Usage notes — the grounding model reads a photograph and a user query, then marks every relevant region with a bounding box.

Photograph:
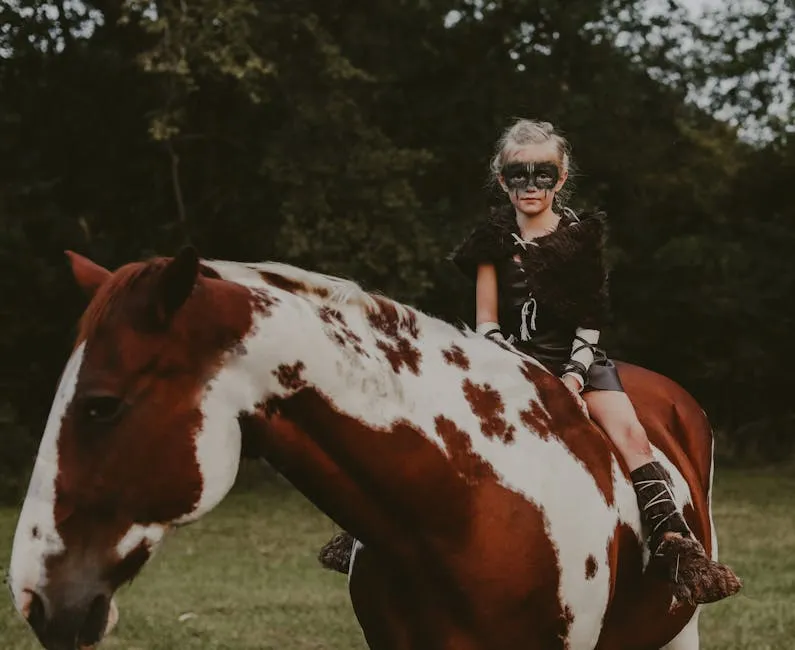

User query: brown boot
[630,461,742,605]
[318,531,355,574]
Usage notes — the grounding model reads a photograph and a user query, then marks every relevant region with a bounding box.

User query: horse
[8,246,725,650]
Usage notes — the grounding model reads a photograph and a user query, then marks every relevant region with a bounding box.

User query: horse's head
[8,247,255,650]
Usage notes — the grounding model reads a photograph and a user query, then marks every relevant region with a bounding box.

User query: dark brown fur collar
[449,205,611,328]
[509,206,610,328]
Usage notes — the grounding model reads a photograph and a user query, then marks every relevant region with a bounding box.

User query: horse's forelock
[77,259,168,342]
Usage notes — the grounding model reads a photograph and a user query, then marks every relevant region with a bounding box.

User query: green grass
[1,467,793,649]
[699,469,795,650]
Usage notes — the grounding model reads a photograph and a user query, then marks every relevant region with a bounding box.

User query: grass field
[1,466,793,649]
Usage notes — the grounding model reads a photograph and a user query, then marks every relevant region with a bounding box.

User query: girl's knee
[610,419,652,456]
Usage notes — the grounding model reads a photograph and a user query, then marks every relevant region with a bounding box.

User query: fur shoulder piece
[448,206,518,282]
[518,210,610,328]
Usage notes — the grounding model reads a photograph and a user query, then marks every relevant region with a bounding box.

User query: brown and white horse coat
[9,250,716,649]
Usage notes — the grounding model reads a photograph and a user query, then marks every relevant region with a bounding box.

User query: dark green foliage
[0,0,791,502]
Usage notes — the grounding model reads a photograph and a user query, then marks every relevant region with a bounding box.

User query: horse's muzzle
[24,586,112,650]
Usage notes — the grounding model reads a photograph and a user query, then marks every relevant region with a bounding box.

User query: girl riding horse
[321,118,741,606]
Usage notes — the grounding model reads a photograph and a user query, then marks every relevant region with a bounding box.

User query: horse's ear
[156,245,200,323]
[65,250,111,298]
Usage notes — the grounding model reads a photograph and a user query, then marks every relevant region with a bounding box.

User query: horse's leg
[661,608,700,650]
[348,545,414,650]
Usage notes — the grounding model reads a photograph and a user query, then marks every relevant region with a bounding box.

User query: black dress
[449,205,624,392]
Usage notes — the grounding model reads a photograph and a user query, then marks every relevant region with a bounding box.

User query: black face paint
[501,161,560,192]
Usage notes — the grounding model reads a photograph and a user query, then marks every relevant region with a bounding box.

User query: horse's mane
[249,261,382,308]
[222,260,433,330]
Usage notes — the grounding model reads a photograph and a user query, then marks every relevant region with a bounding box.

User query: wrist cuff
[561,360,588,391]
[476,321,504,341]
[562,372,585,393]
[476,321,500,335]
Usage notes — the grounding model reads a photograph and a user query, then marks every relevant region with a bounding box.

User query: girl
[449,118,740,605]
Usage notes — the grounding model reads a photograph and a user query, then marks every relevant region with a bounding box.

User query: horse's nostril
[78,593,110,647]
[26,589,47,633]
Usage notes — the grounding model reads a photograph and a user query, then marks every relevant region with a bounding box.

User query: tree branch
[166,139,187,223]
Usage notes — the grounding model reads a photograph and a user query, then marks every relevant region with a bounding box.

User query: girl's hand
[562,374,589,417]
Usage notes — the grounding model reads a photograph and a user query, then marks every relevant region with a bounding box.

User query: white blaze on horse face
[8,342,85,618]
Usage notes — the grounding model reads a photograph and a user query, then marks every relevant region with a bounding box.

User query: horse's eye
[81,395,124,424]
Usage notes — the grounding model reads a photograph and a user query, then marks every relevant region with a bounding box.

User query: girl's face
[498,142,568,218]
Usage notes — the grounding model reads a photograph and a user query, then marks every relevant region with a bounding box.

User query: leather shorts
[515,337,625,394]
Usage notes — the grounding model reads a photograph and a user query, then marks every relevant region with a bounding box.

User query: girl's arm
[561,327,600,392]
[475,263,504,341]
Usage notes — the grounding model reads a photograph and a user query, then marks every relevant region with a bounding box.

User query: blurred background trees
[1,0,792,502]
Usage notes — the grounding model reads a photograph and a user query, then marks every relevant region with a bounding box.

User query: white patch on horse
[198,260,700,648]
[115,523,167,558]
[663,607,701,650]
[172,350,248,525]
[708,433,719,560]
[8,342,85,618]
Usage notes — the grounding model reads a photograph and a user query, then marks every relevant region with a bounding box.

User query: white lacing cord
[635,478,680,536]
[511,232,538,250]
[519,298,537,341]
[510,233,540,342]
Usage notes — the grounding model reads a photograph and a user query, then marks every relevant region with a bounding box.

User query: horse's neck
[224,286,468,559]
[209,263,614,563]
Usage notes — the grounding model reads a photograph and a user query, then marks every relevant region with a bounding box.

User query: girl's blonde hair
[489,119,575,210]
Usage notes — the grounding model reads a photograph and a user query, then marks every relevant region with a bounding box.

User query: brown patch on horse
[602,523,643,614]
[442,344,470,370]
[369,296,420,339]
[319,306,368,356]
[259,270,330,299]
[319,306,343,325]
[462,379,516,444]
[520,401,553,440]
[435,416,496,482]
[365,299,422,374]
[274,361,307,391]
[242,387,572,648]
[251,287,279,316]
[259,270,306,294]
[367,297,422,374]
[519,361,614,506]
[376,340,421,374]
[563,605,575,632]
[585,555,598,580]
[596,521,696,649]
